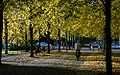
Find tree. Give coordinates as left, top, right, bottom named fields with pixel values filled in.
left=0, top=0, right=119, bottom=68
left=66, top=32, right=68, bottom=51
left=38, top=28, right=41, bottom=50
left=104, top=0, right=112, bottom=74
left=69, top=31, right=71, bottom=50
left=4, top=18, right=8, bottom=54
left=47, top=22, right=50, bottom=54
left=58, top=29, right=60, bottom=51
left=29, top=23, right=34, bottom=57
left=0, top=0, right=3, bottom=64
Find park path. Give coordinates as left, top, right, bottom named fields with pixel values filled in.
left=1, top=54, right=30, bottom=61
left=1, top=50, right=57, bottom=61
left=1, top=50, right=95, bottom=71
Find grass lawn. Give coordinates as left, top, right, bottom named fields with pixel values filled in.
left=2, top=50, right=26, bottom=54
left=2, top=50, right=27, bottom=57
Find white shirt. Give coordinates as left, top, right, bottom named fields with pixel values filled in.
left=75, top=43, right=82, bottom=50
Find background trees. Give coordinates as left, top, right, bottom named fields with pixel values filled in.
left=0, top=0, right=120, bottom=74
left=0, top=0, right=3, bottom=65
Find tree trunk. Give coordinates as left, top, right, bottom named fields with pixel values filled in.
left=73, top=36, right=74, bottom=49
left=25, top=23, right=28, bottom=52
left=39, top=29, right=41, bottom=50
left=66, top=33, right=68, bottom=51
left=25, top=31, right=28, bottom=52
left=71, top=36, right=72, bottom=49
left=58, top=29, right=60, bottom=51
left=119, top=36, right=120, bottom=46
left=79, top=36, right=81, bottom=43
left=0, top=0, right=3, bottom=64
left=63, top=38, right=64, bottom=50
left=75, top=36, right=77, bottom=43
left=5, top=19, right=8, bottom=54
left=69, top=32, right=71, bottom=50
left=104, top=0, right=112, bottom=75
left=47, top=31, right=50, bottom=54
left=47, top=22, right=50, bottom=54
left=53, top=40, right=55, bottom=50
left=30, top=23, right=34, bottom=57
left=16, top=35, right=18, bottom=48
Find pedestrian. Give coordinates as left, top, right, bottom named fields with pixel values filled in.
left=75, top=41, right=82, bottom=61
left=98, top=43, right=101, bottom=50
left=91, top=42, right=94, bottom=50
left=89, top=42, right=91, bottom=50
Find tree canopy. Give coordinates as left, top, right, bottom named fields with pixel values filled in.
left=1, top=0, right=120, bottom=44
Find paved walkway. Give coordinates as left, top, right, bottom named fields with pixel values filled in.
left=1, top=50, right=94, bottom=71
left=2, top=54, right=30, bottom=61
left=1, top=50, right=57, bottom=60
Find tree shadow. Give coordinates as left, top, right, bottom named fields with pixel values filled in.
left=0, top=64, right=109, bottom=75
left=112, top=53, right=120, bottom=57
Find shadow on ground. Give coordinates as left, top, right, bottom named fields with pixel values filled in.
left=0, top=64, right=109, bottom=75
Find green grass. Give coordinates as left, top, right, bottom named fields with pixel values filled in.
left=2, top=50, right=26, bottom=54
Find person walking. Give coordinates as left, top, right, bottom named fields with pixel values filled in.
left=98, top=42, right=101, bottom=50
left=89, top=42, right=91, bottom=50
left=75, top=41, right=82, bottom=61
left=91, top=42, right=94, bottom=50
